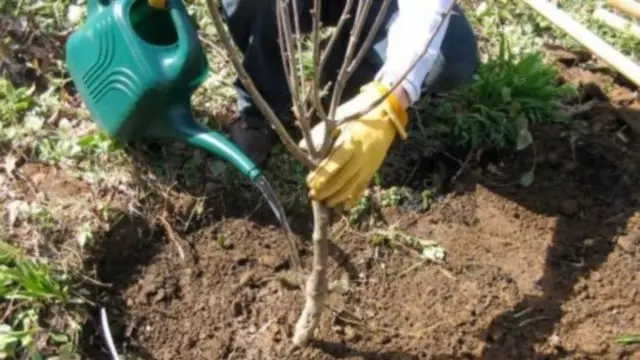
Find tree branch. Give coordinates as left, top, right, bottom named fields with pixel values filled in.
left=301, top=0, right=355, bottom=156
left=276, top=1, right=317, bottom=158
left=327, top=0, right=373, bottom=121
left=318, top=0, right=390, bottom=156
left=206, top=0, right=316, bottom=168
left=309, top=0, right=329, bottom=130
left=334, top=1, right=457, bottom=126
left=208, top=0, right=461, bottom=348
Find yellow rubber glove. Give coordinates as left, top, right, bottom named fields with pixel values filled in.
left=304, top=82, right=409, bottom=209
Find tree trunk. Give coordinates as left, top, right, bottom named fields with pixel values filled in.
left=292, top=200, right=330, bottom=346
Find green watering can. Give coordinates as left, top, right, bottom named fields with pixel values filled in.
left=64, top=0, right=261, bottom=181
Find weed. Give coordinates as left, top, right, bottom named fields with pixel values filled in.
left=370, top=229, right=446, bottom=262
left=0, top=242, right=84, bottom=358
left=0, top=79, right=35, bottom=126
left=418, top=37, right=577, bottom=151
left=616, top=334, right=640, bottom=346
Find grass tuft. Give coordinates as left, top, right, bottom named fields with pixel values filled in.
left=0, top=241, right=85, bottom=359
left=420, top=37, right=577, bottom=151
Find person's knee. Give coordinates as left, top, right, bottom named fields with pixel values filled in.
left=455, top=36, right=480, bottom=87
left=424, top=8, right=480, bottom=94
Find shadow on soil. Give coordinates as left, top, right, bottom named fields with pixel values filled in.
left=363, top=77, right=639, bottom=359
left=474, top=134, right=638, bottom=360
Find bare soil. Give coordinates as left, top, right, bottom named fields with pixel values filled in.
left=72, top=51, right=640, bottom=360
left=13, top=51, right=636, bottom=359
left=2, top=6, right=639, bottom=360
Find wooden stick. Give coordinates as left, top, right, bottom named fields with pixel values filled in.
left=593, top=7, right=640, bottom=41
left=521, top=0, right=640, bottom=87
left=609, top=0, right=640, bottom=20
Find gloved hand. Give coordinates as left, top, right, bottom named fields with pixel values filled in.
left=300, top=81, right=409, bottom=209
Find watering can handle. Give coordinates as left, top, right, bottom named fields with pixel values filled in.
left=88, top=0, right=110, bottom=15
left=163, top=0, right=201, bottom=80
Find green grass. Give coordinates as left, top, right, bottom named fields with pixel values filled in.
left=0, top=241, right=85, bottom=359
left=464, top=0, right=640, bottom=61
left=1, top=0, right=638, bottom=357
left=418, top=38, right=577, bottom=151
left=616, top=334, right=640, bottom=346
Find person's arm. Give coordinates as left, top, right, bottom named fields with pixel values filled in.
left=376, top=0, right=454, bottom=108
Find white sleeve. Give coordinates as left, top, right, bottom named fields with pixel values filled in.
left=376, top=0, right=453, bottom=104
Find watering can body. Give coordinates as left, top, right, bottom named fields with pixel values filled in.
left=65, top=0, right=261, bottom=180
left=65, top=0, right=208, bottom=141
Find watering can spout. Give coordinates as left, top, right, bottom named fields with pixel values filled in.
left=168, top=104, right=262, bottom=181
left=66, top=0, right=260, bottom=182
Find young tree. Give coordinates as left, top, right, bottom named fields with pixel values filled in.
left=206, top=0, right=455, bottom=346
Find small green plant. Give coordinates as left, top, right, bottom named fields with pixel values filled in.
left=0, top=79, right=35, bottom=127
left=378, top=186, right=412, bottom=208
left=347, top=191, right=375, bottom=225
left=369, top=229, right=445, bottom=262
left=616, top=334, right=640, bottom=346
left=0, top=241, right=83, bottom=358
left=424, top=37, right=577, bottom=151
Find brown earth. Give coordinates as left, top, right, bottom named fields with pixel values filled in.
left=69, top=51, right=640, bottom=360
left=2, top=7, right=639, bottom=360
left=3, top=46, right=635, bottom=358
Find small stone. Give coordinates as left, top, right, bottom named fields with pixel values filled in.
left=560, top=199, right=579, bottom=216
left=237, top=272, right=254, bottom=287
left=344, top=326, right=359, bottom=341
left=617, top=232, right=639, bottom=253
left=258, top=255, right=281, bottom=269
left=547, top=152, right=560, bottom=166
left=152, top=289, right=166, bottom=304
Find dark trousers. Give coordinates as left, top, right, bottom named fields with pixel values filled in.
left=221, top=0, right=480, bottom=124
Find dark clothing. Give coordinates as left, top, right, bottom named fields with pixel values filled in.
left=220, top=0, right=480, bottom=124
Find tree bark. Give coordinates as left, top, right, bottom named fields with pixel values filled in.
left=292, top=200, right=330, bottom=346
